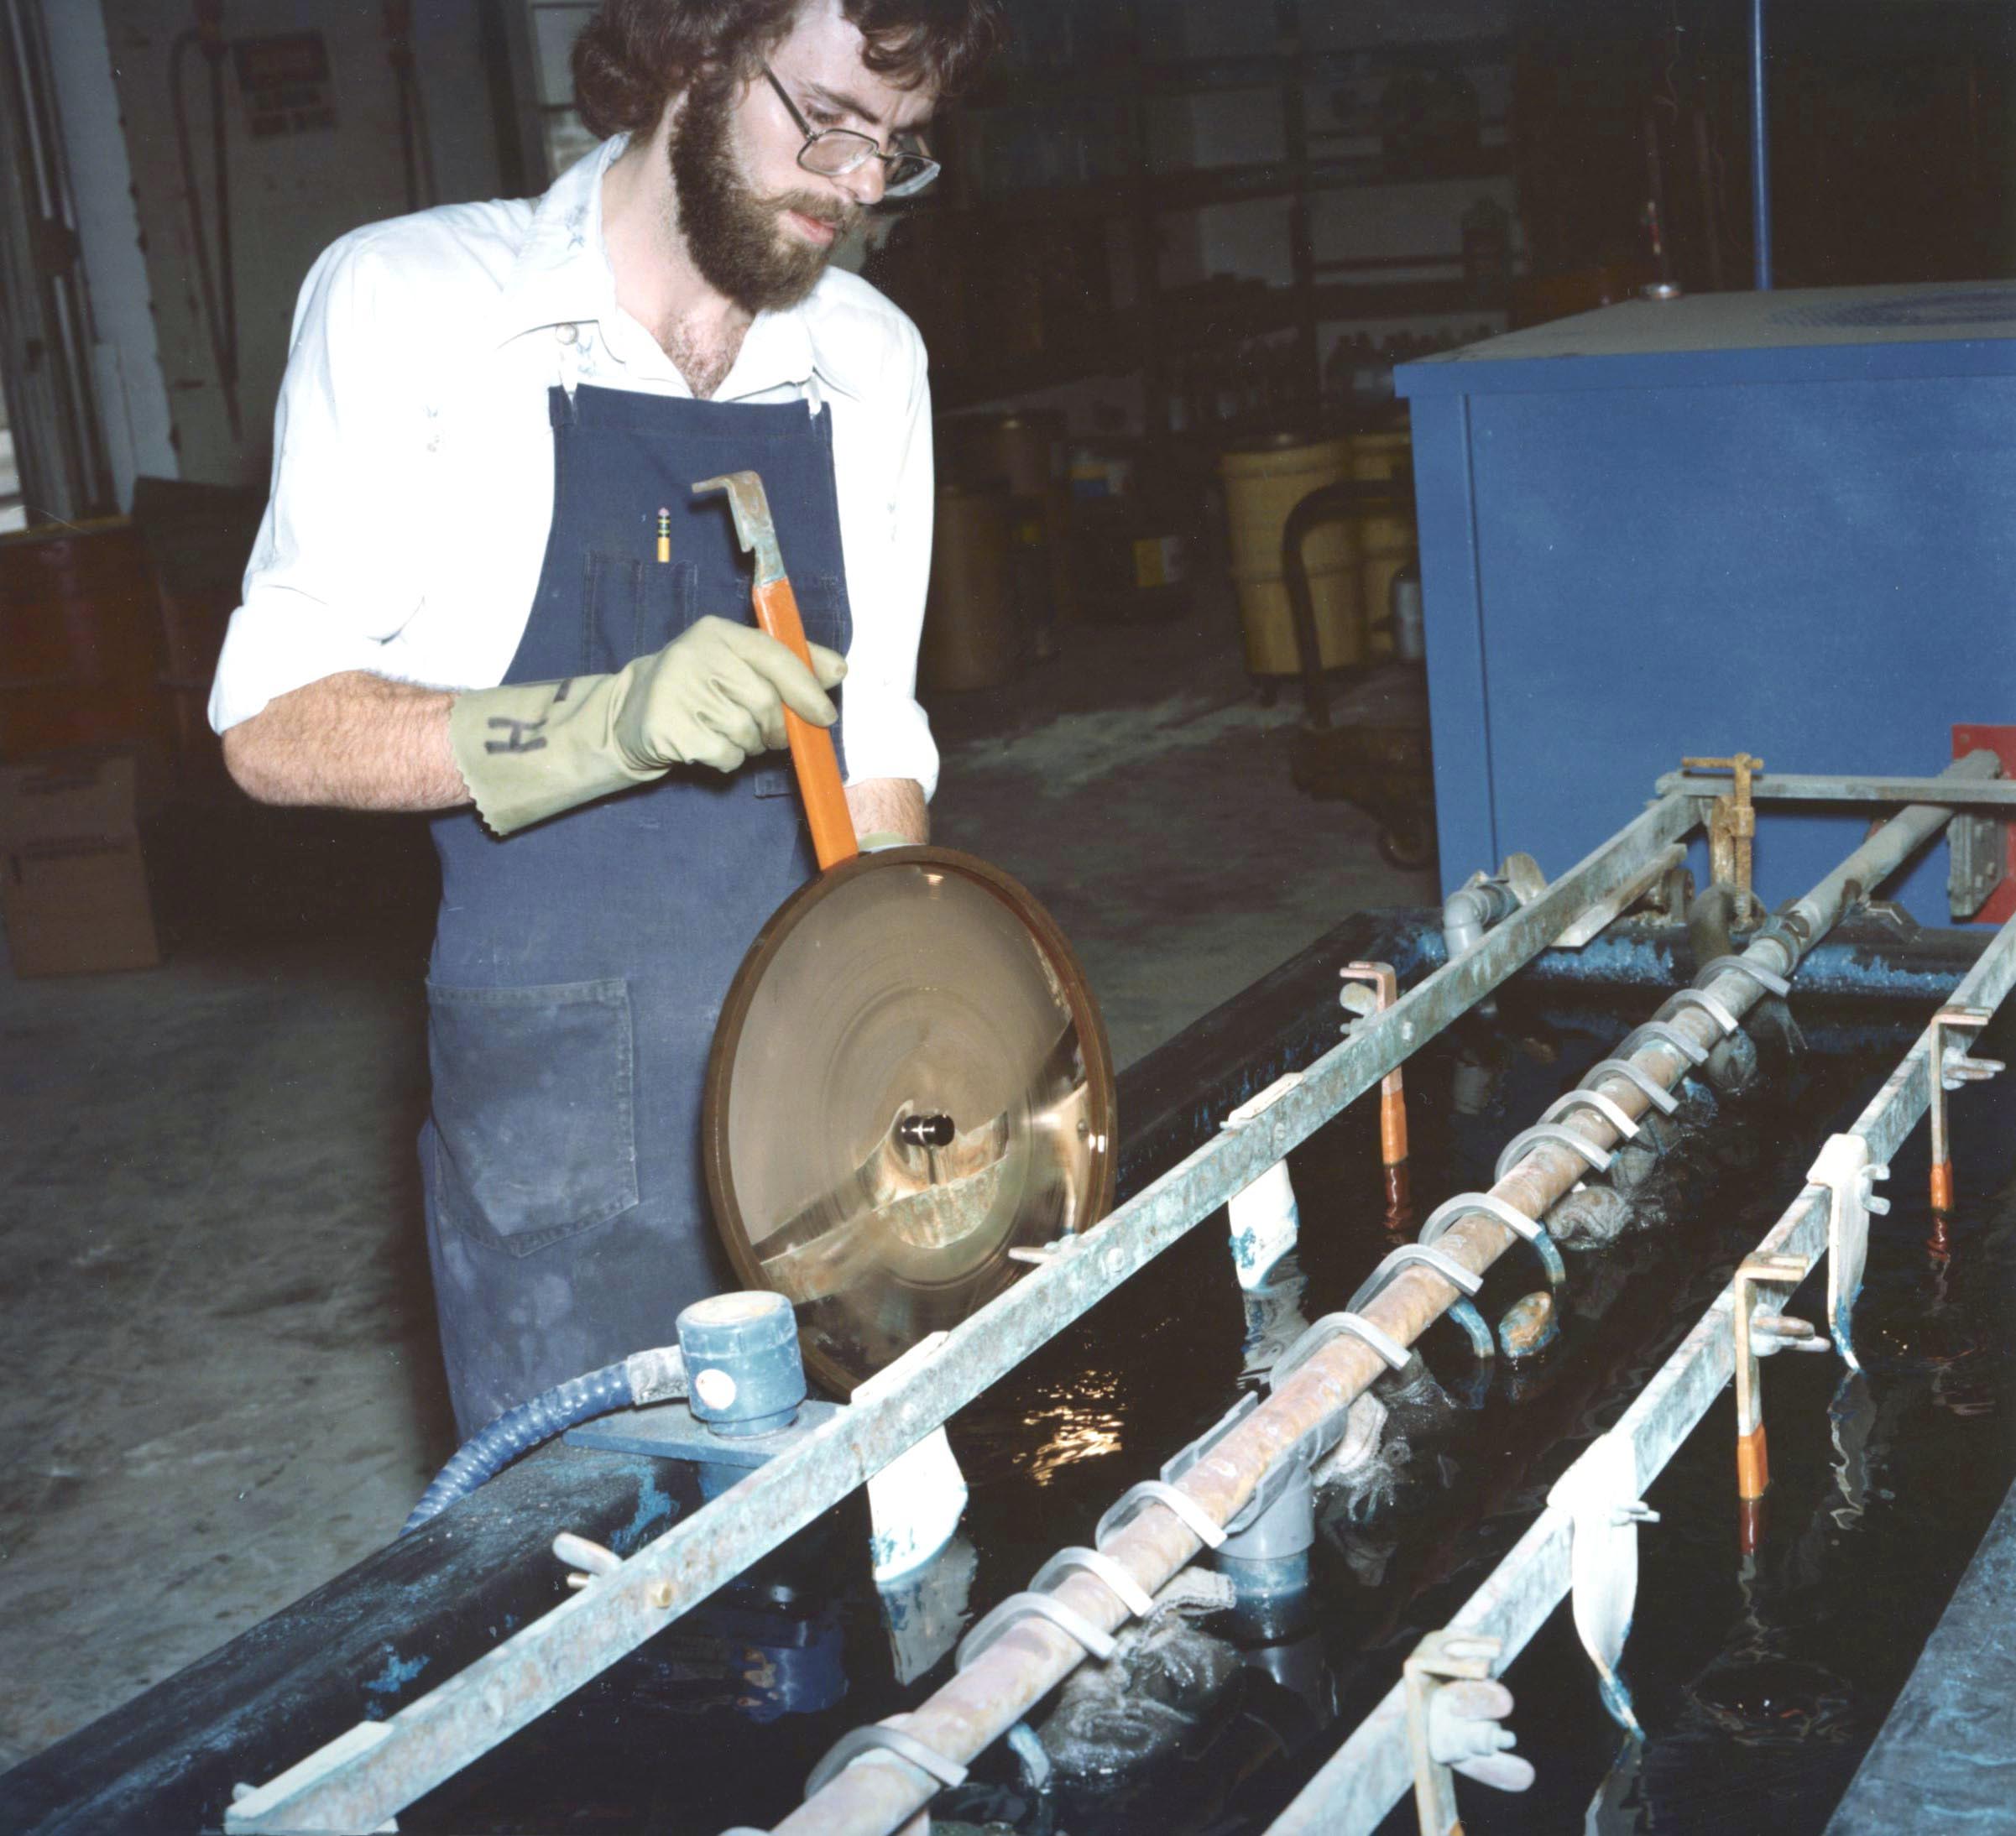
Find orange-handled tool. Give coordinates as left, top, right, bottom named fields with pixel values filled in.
left=692, top=471, right=859, bottom=871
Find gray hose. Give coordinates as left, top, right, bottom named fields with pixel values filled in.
left=400, top=1344, right=686, bottom=1536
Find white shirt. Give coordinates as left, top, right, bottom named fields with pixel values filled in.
left=207, top=136, right=939, bottom=798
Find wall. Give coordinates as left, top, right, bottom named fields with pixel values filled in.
left=90, top=0, right=504, bottom=490
left=42, top=0, right=175, bottom=509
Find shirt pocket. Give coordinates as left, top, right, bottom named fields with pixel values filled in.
left=425, top=978, right=640, bottom=1256
left=582, top=555, right=696, bottom=675
left=753, top=571, right=847, bottom=798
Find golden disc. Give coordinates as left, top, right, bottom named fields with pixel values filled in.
left=704, top=847, right=1117, bottom=1395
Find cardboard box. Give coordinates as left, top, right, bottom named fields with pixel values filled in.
left=0, top=753, right=161, bottom=977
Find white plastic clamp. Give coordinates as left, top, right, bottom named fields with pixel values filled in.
left=1494, top=1123, right=1612, bottom=1185
left=1096, top=1479, right=1227, bottom=1552
left=955, top=1589, right=1118, bottom=1672
left=1695, top=952, right=1792, bottom=999
left=1270, top=1310, right=1412, bottom=1391
left=1662, top=987, right=1742, bottom=1037
left=1546, top=1431, right=1659, bottom=1738
left=1579, top=1056, right=1679, bottom=1116
left=1807, top=1132, right=1889, bottom=1372
left=1618, top=1019, right=1710, bottom=1068
left=1421, top=1192, right=1568, bottom=1295
left=805, top=1722, right=969, bottom=1798
left=1542, top=1088, right=1641, bottom=1140
left=1028, top=1546, right=1155, bottom=1621
left=1345, top=1244, right=1496, bottom=1364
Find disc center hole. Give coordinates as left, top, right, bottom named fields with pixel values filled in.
left=896, top=1112, right=956, bottom=1149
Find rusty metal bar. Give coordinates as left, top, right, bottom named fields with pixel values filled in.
left=222, top=798, right=1700, bottom=1836
left=1657, top=768, right=2016, bottom=806
left=1272, top=897, right=2016, bottom=1834
left=1927, top=1006, right=1998, bottom=1212
left=775, top=756, right=1997, bottom=1836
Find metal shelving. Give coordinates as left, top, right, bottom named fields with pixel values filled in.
left=902, top=3, right=1519, bottom=424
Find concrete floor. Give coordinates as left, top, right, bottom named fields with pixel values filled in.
left=0, top=605, right=1433, bottom=1768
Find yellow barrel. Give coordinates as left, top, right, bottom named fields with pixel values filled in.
left=1218, top=436, right=1363, bottom=676
left=918, top=482, right=1019, bottom=692
left=1350, top=424, right=1420, bottom=660
left=943, top=410, right=1072, bottom=637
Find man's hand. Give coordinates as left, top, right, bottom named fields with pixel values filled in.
left=612, top=616, right=843, bottom=775
left=450, top=617, right=845, bottom=836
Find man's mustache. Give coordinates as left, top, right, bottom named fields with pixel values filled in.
left=770, top=190, right=858, bottom=235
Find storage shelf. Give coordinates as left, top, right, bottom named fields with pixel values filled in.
left=932, top=311, right=1148, bottom=408
left=921, top=147, right=1513, bottom=227
left=896, top=7, right=1520, bottom=427
left=930, top=278, right=1512, bottom=407
left=969, top=39, right=1515, bottom=109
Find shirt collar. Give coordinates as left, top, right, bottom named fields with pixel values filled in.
left=492, top=135, right=623, bottom=347
left=494, top=135, right=873, bottom=404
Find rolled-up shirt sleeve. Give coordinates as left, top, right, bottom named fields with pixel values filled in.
left=208, top=232, right=432, bottom=733
left=835, top=313, right=938, bottom=801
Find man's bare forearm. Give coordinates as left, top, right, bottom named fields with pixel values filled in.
left=223, top=674, right=929, bottom=839
left=845, top=776, right=928, bottom=845
left=221, top=671, right=471, bottom=811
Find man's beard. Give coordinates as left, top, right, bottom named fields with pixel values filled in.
left=671, top=69, right=858, bottom=313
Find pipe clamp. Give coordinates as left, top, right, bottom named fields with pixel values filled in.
left=1421, top=1192, right=1568, bottom=1295
left=1543, top=1088, right=1640, bottom=1140
left=804, top=1722, right=969, bottom=1799
left=1695, top=953, right=1791, bottom=1000
left=1028, top=1546, right=1155, bottom=1621
left=1165, top=1391, right=1348, bottom=1538
left=1579, top=1056, right=1679, bottom=1116
left=1345, top=1244, right=1495, bottom=1364
left=1661, top=988, right=1742, bottom=1037
left=956, top=1589, right=1118, bottom=1672
left=1618, top=1019, right=1710, bottom=1068
left=1096, top=1479, right=1227, bottom=1552
left=1495, top=1123, right=1612, bottom=1186
left=1271, top=1311, right=1412, bottom=1391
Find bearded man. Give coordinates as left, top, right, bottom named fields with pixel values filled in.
left=208, top=0, right=1000, bottom=1436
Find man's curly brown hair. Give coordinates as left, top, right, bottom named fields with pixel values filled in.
left=572, top=0, right=1004, bottom=143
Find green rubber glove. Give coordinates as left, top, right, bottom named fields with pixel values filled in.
left=450, top=614, right=845, bottom=837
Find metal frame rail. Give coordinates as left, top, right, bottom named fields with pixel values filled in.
left=768, top=754, right=1997, bottom=1836
left=226, top=785, right=1700, bottom=1833
left=1657, top=769, right=2016, bottom=806
left=1272, top=900, right=2016, bottom=1833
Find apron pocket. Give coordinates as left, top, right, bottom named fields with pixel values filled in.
left=754, top=571, right=848, bottom=797
left=426, top=978, right=640, bottom=1255
left=585, top=554, right=696, bottom=673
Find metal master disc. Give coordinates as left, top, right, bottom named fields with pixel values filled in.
left=704, top=847, right=1116, bottom=1395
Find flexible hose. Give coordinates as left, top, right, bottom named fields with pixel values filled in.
left=401, top=1360, right=635, bottom=1536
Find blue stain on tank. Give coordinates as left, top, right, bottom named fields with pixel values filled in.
left=611, top=1466, right=676, bottom=1555
left=362, top=1646, right=430, bottom=1719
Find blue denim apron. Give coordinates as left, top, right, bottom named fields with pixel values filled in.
left=421, top=382, right=853, bottom=1435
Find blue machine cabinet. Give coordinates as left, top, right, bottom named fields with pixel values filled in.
left=1396, top=282, right=2016, bottom=926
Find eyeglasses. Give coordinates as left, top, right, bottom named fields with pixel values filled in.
left=762, top=65, right=940, bottom=199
